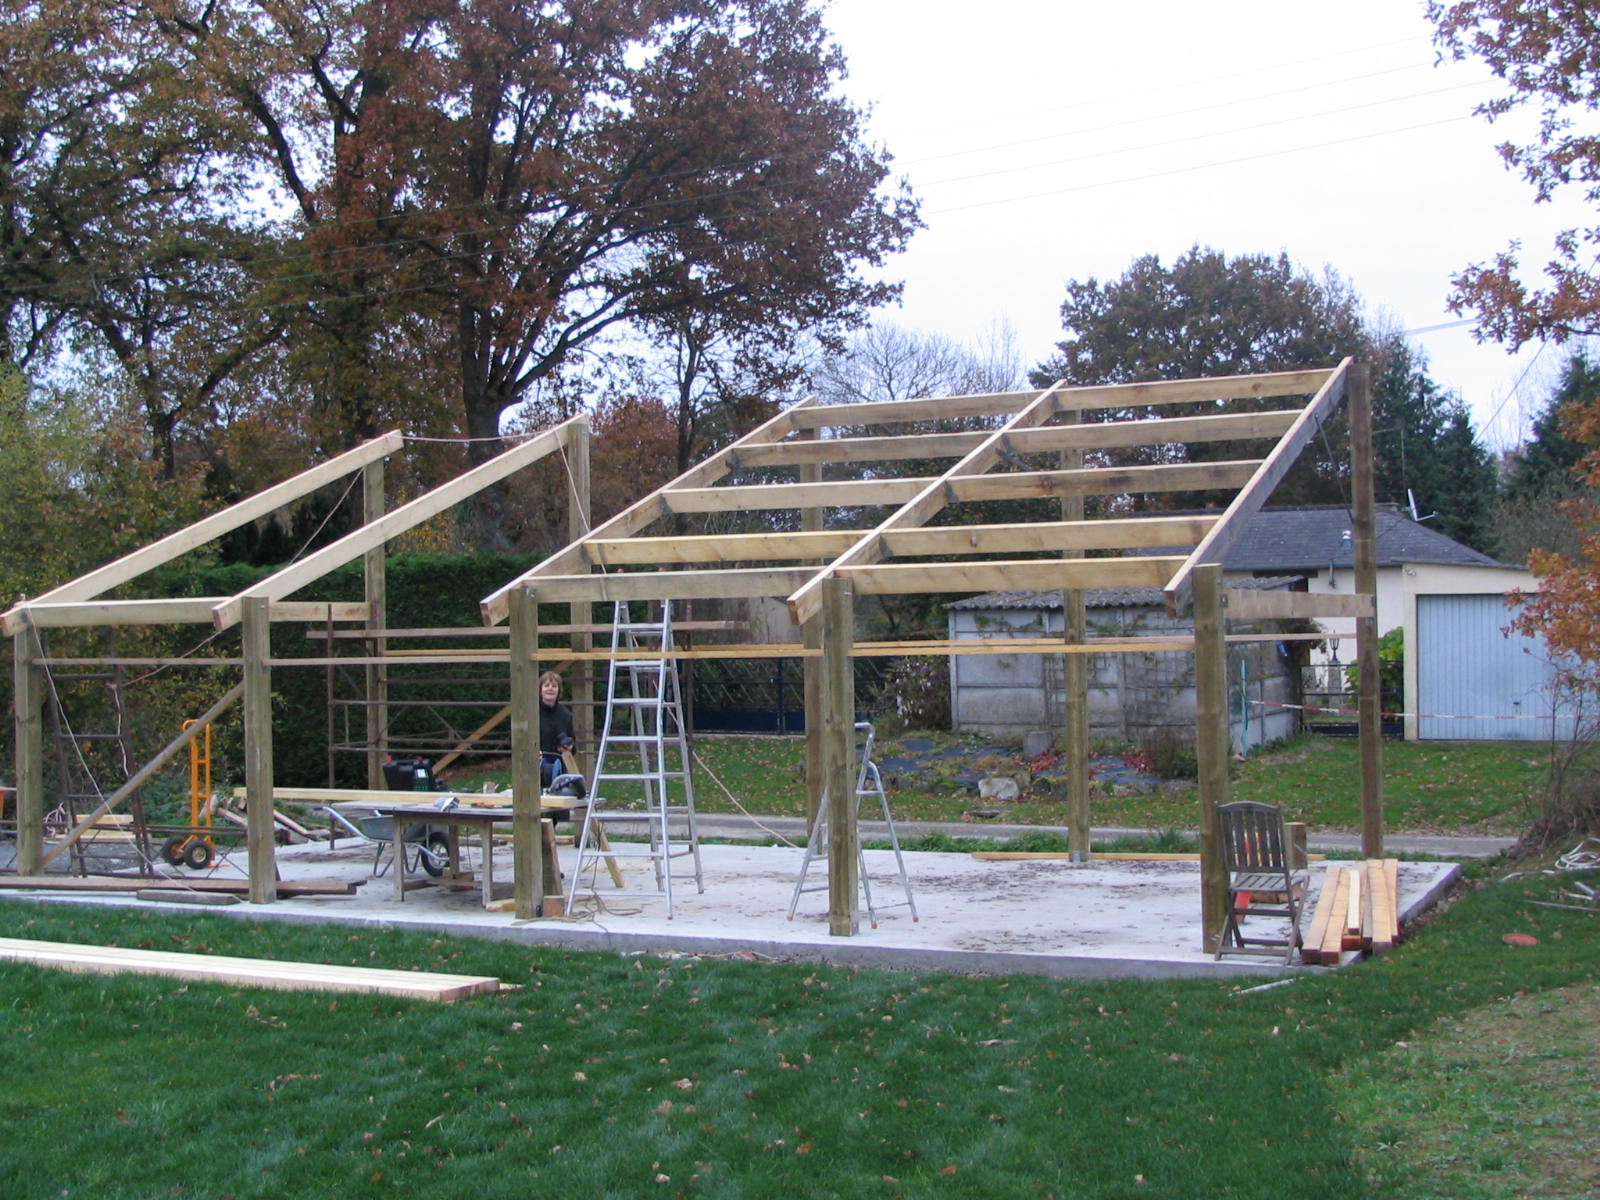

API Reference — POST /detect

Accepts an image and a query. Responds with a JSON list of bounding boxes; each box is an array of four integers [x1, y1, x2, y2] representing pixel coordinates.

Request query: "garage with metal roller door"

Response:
[[1415, 593, 1574, 741]]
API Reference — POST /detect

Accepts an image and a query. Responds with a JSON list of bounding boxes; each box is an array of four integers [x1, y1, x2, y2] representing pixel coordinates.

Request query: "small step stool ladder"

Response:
[[788, 721, 918, 928], [568, 601, 703, 917]]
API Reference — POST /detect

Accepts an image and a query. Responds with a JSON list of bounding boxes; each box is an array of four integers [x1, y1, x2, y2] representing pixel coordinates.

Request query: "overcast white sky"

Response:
[[824, 0, 1589, 453]]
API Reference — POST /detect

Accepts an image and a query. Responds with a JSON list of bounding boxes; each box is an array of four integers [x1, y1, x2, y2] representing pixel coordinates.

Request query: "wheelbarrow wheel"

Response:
[[420, 833, 450, 877], [181, 839, 214, 870]]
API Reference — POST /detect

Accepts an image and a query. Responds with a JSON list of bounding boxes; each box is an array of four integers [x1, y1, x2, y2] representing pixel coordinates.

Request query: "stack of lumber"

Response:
[[1301, 859, 1400, 965]]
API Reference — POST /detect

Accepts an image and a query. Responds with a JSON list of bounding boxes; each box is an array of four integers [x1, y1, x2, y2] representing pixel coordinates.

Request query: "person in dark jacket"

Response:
[[539, 669, 575, 789]]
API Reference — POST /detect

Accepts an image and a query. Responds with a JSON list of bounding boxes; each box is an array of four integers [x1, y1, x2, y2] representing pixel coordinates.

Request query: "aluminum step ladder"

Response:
[[788, 721, 918, 928], [568, 601, 703, 916]]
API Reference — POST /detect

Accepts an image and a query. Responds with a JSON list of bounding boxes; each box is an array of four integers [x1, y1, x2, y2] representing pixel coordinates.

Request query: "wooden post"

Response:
[[363, 458, 387, 789], [12, 619, 44, 875], [803, 615, 824, 829], [1194, 564, 1228, 952], [1060, 430, 1090, 861], [567, 421, 595, 781], [1350, 361, 1384, 858], [820, 577, 857, 937], [510, 586, 542, 919], [241, 595, 277, 904], [799, 429, 824, 828]]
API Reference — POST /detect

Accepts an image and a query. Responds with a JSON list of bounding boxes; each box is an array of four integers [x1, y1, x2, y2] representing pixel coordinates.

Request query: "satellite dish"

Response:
[[1408, 489, 1438, 523]]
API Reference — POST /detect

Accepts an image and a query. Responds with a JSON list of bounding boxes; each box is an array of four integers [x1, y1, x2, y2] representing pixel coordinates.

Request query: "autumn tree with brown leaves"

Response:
[[1430, 1, 1600, 346]]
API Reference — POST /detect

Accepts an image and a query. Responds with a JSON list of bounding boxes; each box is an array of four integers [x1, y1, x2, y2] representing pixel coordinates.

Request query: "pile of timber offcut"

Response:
[[1301, 859, 1400, 965]]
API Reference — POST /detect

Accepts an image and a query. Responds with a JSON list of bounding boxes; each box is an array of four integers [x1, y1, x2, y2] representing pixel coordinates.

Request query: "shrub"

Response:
[[876, 656, 950, 731], [1139, 728, 1198, 780]]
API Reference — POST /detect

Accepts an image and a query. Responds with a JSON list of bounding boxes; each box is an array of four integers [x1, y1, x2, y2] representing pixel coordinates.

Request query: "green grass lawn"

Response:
[[447, 732, 1550, 837], [1, 860, 1597, 1199]]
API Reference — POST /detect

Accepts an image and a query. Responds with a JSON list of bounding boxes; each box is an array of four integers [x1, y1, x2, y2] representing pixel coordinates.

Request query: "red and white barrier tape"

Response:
[[1248, 699, 1541, 722]]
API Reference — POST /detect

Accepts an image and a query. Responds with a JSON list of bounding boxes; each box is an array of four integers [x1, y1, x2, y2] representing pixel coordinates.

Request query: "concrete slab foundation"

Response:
[[0, 835, 1460, 982]]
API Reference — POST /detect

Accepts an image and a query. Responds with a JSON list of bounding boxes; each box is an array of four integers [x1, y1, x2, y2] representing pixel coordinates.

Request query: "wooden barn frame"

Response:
[[6, 361, 1385, 950]]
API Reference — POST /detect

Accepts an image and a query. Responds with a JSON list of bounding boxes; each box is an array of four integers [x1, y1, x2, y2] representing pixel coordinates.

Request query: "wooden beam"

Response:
[[1061, 421, 1091, 862], [0, 434, 402, 636], [786, 388, 1046, 429], [501, 567, 816, 603], [946, 460, 1262, 502], [15, 598, 227, 628], [363, 458, 387, 789], [1052, 368, 1336, 415], [1001, 408, 1299, 454], [1222, 590, 1374, 620], [733, 429, 988, 467], [1163, 360, 1352, 615], [821, 578, 857, 937], [588, 529, 865, 565], [1351, 362, 1384, 859], [510, 587, 542, 920], [843, 556, 1185, 596], [1194, 564, 1228, 954], [214, 418, 585, 631], [0, 937, 499, 1002], [12, 618, 44, 874], [481, 400, 811, 625], [663, 477, 926, 514], [584, 515, 1218, 566], [242, 596, 277, 904], [567, 417, 595, 783]]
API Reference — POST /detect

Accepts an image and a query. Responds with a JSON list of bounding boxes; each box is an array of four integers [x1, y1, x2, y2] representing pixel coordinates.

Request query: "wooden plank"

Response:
[[586, 515, 1219, 566], [663, 477, 926, 514], [0, 936, 498, 1002], [1342, 867, 1364, 950], [0, 876, 358, 896], [946, 459, 1262, 502], [733, 429, 988, 467], [1302, 867, 1344, 965], [785, 388, 1044, 429], [588, 529, 865, 565], [1164, 360, 1351, 615], [214, 418, 584, 631], [14, 598, 226, 628], [0, 434, 402, 636], [1052, 368, 1338, 416], [1371, 859, 1399, 951], [1003, 408, 1299, 453], [1385, 858, 1400, 943], [271, 602, 372, 623], [494, 567, 815, 604], [1223, 590, 1375, 620], [843, 555, 1184, 596]]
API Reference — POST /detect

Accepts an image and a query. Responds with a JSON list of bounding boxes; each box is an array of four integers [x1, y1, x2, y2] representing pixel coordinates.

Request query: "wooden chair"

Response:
[[1214, 801, 1307, 964]]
